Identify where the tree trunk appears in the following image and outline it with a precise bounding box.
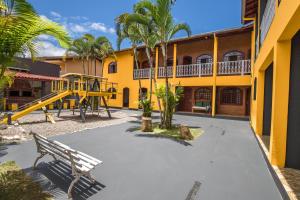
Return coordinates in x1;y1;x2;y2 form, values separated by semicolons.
82;60;86;75
145;48;163;120
94;58;97;76
133;48;143;104
145;48;153;103
161;43;170;129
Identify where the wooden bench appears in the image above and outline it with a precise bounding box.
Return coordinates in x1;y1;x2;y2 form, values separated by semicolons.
192;106;210;112
32;132;103;198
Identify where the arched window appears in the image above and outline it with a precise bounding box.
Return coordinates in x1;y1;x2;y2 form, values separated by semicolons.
220;88;243;105
167;57;178;66
108;62;117;73
183;56;193;65
196;55;213;64
108;88;117;99
223;51;245;62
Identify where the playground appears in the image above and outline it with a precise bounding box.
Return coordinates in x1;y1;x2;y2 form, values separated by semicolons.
1;73;118;125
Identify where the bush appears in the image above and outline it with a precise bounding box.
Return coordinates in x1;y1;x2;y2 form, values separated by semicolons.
139;98;152;118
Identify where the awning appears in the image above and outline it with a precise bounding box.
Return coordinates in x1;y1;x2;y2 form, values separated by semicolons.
14;72;61;81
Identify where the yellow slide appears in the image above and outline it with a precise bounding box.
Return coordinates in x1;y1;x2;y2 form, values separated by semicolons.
1;90;72;124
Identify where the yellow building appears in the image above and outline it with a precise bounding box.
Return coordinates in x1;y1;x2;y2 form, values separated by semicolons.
103;26;253;117
242;0;300;169
43;56;103;77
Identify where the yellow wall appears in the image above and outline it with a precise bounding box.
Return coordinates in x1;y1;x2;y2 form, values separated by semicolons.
103;39;252;112
250;0;300;167
45;59;103;77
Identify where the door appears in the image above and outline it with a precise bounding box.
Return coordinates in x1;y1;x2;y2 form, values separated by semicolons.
246;87;251;116
263;64;273;136
123;88;129;107
286;30;300;169
178;87;193;112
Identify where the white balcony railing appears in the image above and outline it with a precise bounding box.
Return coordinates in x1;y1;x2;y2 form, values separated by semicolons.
217;60;251;75
158;66;173;78
133;68;155;79
260;0;276;44
176;63;213;77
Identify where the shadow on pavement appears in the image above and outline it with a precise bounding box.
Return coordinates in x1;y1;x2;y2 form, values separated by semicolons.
25;161;105;200
135;134;192;146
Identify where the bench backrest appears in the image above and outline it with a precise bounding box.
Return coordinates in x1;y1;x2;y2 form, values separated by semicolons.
32;132;102;172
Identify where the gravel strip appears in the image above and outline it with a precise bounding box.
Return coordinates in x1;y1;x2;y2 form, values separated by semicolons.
0;110;139;142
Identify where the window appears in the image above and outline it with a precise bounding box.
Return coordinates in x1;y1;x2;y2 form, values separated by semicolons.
220;88;243;105
108;88;117;99
167;58;178;66
253;78;257;100
139;88;148;100
9;91;19;97
183;56;193;65
22;91;32;97
108;62;117;73
196;55;213;64
194;88;212;101
223;51;245;62
141;61;150;69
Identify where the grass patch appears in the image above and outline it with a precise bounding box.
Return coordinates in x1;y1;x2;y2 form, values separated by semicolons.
0;161;52;200
152;123;203;141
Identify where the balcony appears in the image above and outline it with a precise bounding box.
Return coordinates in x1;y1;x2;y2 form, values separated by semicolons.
217;60;251;75
158;66;173;78
133;68;155;79
176;63;213;77
260;0;276;44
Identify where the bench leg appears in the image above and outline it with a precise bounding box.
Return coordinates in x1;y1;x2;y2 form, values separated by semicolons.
68;174;80;199
50;154;58;162
87;172;96;183
33;153;45;169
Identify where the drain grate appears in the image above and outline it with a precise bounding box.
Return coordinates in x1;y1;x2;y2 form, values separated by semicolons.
185;181;201;200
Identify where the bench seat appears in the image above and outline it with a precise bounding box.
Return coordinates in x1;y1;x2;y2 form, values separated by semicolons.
32;132;102;198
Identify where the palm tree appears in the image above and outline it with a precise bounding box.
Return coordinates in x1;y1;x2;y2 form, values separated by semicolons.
116;14;145;108
131;0;191;128
116;12;164;119
0;0;71;88
66;38;89;74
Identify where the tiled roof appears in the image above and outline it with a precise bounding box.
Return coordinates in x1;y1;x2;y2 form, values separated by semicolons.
13;71;62;81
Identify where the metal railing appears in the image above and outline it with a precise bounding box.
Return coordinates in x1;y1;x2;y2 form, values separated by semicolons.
133;68;155;79
158;66;173;78
15;92;59;112
260;0;276;44
176;63;213;77
217;60;251;75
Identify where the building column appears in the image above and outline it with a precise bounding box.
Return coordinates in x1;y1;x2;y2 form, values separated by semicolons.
212;34;218;117
255;71;265;136
173;43;177;80
155;47;159;80
269;40;291;167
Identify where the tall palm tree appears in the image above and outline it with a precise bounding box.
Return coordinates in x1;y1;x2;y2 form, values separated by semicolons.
131;0;191;128
0;0;71;88
116;12;164;118
116;14;146;108
66;38;89;74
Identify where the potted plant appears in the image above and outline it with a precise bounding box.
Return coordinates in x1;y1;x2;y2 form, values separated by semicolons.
139;98;153;132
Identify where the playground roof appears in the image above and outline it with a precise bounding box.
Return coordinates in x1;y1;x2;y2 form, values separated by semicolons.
61;73;108;80
13;71;62;81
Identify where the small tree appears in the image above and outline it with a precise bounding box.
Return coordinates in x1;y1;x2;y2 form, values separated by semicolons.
155;84;183;127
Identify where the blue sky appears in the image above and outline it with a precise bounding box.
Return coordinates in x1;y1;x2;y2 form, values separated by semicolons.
28;0;243;56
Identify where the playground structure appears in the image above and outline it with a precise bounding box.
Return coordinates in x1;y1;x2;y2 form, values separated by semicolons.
0;73;118;124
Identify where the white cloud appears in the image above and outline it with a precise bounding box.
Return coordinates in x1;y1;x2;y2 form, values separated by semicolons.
36;41;66;57
70;24;88;33
50;11;61;18
90;23;115;33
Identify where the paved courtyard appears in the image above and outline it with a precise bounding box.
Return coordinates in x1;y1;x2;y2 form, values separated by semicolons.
0;112;285;200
